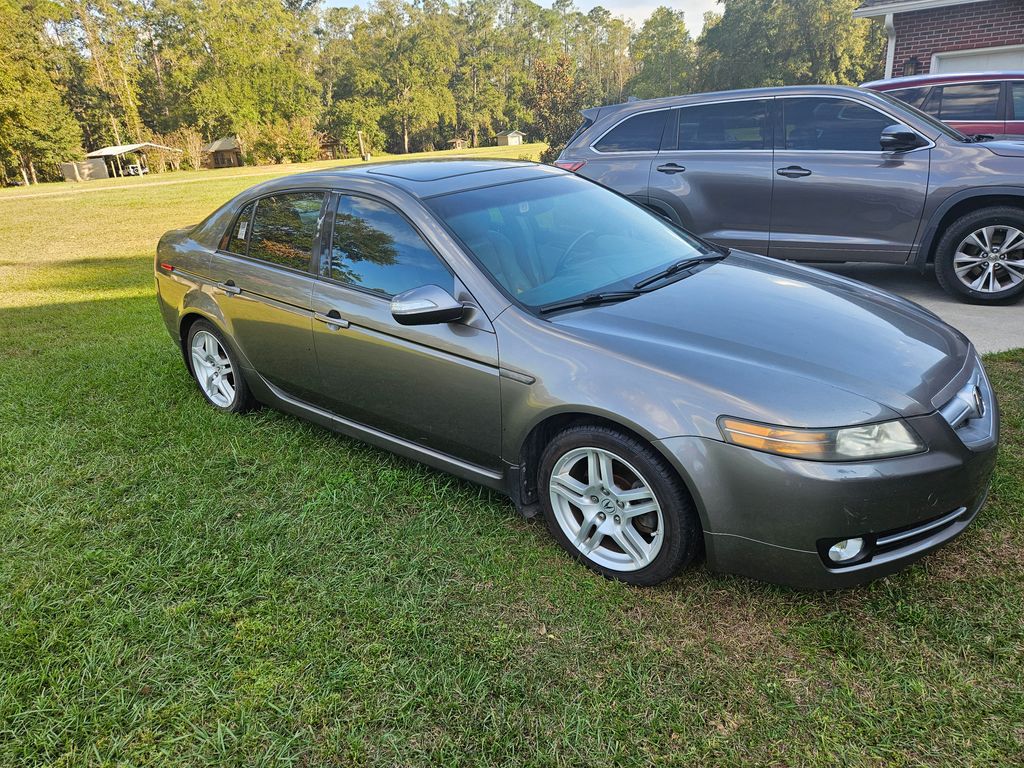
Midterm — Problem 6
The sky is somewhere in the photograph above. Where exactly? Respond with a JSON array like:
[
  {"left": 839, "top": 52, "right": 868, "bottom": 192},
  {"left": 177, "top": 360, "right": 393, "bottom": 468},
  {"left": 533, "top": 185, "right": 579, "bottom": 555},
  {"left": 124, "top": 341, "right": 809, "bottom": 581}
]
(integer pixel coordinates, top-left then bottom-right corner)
[{"left": 326, "top": 0, "right": 721, "bottom": 32}]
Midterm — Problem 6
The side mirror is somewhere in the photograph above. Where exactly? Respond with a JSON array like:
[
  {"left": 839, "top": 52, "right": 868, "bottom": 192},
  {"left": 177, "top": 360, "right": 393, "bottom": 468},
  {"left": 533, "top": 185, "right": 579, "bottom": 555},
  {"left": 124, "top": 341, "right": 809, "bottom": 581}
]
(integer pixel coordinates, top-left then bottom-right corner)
[
  {"left": 390, "top": 284, "right": 465, "bottom": 326},
  {"left": 880, "top": 124, "right": 925, "bottom": 152}
]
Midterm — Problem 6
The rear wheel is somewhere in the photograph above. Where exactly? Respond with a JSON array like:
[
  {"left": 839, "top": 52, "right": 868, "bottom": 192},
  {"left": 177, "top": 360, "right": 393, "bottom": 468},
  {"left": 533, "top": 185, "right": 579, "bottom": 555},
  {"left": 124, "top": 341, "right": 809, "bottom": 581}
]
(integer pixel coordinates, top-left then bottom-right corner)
[
  {"left": 186, "top": 320, "right": 255, "bottom": 413},
  {"left": 538, "top": 426, "right": 700, "bottom": 586},
  {"left": 935, "top": 207, "right": 1024, "bottom": 303}
]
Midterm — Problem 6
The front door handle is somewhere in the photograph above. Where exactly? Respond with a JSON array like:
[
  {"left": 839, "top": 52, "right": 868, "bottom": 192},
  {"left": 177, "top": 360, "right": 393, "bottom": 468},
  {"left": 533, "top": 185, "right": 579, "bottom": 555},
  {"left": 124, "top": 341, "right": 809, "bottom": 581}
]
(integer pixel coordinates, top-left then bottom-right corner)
[
  {"left": 656, "top": 163, "right": 686, "bottom": 174},
  {"left": 314, "top": 311, "right": 350, "bottom": 329},
  {"left": 217, "top": 280, "right": 241, "bottom": 296},
  {"left": 776, "top": 166, "right": 812, "bottom": 178}
]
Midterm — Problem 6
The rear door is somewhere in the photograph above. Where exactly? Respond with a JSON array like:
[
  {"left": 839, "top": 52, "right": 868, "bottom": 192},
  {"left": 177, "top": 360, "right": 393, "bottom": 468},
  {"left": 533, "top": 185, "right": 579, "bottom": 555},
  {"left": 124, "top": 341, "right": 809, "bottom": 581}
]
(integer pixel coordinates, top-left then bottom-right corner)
[
  {"left": 921, "top": 81, "right": 1004, "bottom": 139},
  {"left": 1006, "top": 80, "right": 1024, "bottom": 138},
  {"left": 576, "top": 108, "right": 669, "bottom": 205},
  {"left": 769, "top": 95, "right": 930, "bottom": 263},
  {"left": 647, "top": 98, "right": 774, "bottom": 254},
  {"left": 207, "top": 190, "right": 325, "bottom": 400}
]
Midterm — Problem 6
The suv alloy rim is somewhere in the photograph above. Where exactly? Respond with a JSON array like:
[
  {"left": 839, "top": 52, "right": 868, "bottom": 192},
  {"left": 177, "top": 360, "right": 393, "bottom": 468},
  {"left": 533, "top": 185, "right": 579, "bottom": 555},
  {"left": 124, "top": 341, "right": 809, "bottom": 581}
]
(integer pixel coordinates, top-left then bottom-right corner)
[
  {"left": 954, "top": 225, "right": 1024, "bottom": 293},
  {"left": 549, "top": 446, "right": 664, "bottom": 572},
  {"left": 190, "top": 330, "right": 236, "bottom": 407}
]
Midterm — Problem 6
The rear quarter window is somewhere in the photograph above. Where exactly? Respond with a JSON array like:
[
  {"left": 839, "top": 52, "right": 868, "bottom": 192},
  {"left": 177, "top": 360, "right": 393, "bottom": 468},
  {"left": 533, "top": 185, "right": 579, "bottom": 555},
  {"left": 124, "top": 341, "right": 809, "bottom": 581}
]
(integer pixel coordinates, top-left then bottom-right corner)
[{"left": 593, "top": 110, "right": 667, "bottom": 152}]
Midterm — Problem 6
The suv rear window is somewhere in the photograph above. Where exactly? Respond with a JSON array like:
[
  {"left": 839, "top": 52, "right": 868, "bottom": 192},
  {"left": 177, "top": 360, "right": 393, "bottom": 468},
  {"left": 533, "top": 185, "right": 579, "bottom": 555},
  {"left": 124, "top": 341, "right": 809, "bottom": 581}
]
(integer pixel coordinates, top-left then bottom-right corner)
[
  {"left": 931, "top": 82, "right": 1001, "bottom": 121},
  {"left": 882, "top": 86, "right": 930, "bottom": 109},
  {"left": 593, "top": 110, "right": 667, "bottom": 152},
  {"left": 675, "top": 100, "right": 768, "bottom": 150}
]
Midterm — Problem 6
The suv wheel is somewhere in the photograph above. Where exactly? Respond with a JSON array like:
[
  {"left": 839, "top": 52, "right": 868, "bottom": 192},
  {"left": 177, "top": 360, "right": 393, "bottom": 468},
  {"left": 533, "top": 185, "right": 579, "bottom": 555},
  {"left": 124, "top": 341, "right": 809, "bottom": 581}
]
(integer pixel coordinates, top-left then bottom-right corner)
[
  {"left": 538, "top": 426, "right": 700, "bottom": 586},
  {"left": 935, "top": 207, "right": 1024, "bottom": 303}
]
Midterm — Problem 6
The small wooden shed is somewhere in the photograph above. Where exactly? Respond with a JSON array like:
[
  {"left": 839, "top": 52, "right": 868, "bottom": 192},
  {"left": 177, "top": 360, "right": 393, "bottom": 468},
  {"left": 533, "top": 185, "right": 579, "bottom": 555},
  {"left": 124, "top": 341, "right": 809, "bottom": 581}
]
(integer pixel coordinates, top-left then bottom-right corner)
[
  {"left": 495, "top": 130, "right": 526, "bottom": 147},
  {"left": 202, "top": 137, "right": 244, "bottom": 168}
]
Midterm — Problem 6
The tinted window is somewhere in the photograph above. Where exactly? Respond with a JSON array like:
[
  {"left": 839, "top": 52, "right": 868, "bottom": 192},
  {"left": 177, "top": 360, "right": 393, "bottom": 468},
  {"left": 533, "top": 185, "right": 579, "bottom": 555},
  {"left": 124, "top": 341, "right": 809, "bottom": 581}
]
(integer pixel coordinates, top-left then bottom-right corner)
[
  {"left": 248, "top": 192, "right": 324, "bottom": 271},
  {"left": 1012, "top": 81, "right": 1024, "bottom": 120},
  {"left": 677, "top": 100, "right": 768, "bottom": 150},
  {"left": 935, "top": 83, "right": 1001, "bottom": 121},
  {"left": 784, "top": 98, "right": 894, "bottom": 151},
  {"left": 884, "top": 87, "right": 930, "bottom": 109},
  {"left": 226, "top": 201, "right": 254, "bottom": 255},
  {"left": 327, "top": 195, "right": 452, "bottom": 296},
  {"left": 594, "top": 110, "right": 667, "bottom": 152}
]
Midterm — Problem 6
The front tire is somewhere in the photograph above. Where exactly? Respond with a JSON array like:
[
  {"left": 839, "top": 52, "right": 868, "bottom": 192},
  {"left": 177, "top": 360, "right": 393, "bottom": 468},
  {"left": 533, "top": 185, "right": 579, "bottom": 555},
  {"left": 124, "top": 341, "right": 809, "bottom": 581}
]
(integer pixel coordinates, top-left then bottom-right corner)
[
  {"left": 538, "top": 426, "right": 700, "bottom": 586},
  {"left": 934, "top": 207, "right": 1024, "bottom": 303},
  {"left": 186, "top": 320, "right": 255, "bottom": 413}
]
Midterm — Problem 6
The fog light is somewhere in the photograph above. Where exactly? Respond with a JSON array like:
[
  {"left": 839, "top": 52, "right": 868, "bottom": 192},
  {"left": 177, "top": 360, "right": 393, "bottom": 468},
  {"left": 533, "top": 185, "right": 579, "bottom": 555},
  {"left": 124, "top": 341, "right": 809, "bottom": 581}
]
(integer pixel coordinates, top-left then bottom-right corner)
[{"left": 828, "top": 537, "right": 865, "bottom": 564}]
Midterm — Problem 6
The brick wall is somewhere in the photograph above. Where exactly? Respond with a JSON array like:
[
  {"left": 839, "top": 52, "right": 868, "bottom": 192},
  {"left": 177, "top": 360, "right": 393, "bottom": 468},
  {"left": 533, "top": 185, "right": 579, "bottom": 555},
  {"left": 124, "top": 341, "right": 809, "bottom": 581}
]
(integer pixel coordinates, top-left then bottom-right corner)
[{"left": 892, "top": 0, "right": 1024, "bottom": 75}]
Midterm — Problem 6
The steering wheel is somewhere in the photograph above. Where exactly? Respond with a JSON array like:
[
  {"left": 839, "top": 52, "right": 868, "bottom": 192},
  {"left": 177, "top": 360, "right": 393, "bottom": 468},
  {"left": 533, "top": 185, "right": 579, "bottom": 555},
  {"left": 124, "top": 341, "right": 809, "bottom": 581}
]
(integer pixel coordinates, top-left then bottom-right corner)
[{"left": 554, "top": 229, "right": 597, "bottom": 275}]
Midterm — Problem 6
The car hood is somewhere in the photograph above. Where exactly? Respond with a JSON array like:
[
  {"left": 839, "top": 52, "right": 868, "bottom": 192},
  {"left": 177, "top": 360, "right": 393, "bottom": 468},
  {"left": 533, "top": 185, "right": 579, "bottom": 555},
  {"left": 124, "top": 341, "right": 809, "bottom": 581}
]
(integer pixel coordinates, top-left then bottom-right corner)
[
  {"left": 984, "top": 140, "right": 1024, "bottom": 158},
  {"left": 552, "top": 252, "right": 970, "bottom": 425}
]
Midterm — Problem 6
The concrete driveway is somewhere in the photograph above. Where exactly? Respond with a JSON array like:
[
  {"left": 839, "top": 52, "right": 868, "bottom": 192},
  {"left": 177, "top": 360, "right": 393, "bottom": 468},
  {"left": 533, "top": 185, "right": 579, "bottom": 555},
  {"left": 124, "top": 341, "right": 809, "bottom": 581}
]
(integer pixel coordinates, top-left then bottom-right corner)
[{"left": 819, "top": 263, "right": 1024, "bottom": 354}]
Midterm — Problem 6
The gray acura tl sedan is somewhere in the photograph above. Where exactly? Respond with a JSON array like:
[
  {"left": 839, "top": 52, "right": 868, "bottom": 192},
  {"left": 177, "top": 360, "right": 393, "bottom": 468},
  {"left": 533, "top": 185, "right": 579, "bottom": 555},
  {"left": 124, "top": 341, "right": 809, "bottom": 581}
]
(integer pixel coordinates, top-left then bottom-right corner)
[{"left": 155, "top": 160, "right": 999, "bottom": 589}]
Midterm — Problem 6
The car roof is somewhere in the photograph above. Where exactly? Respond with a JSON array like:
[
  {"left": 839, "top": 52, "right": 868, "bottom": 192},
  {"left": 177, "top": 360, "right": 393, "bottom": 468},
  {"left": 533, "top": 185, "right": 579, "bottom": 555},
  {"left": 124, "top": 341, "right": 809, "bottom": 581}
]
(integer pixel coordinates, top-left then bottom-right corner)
[
  {"left": 863, "top": 72, "right": 1024, "bottom": 89},
  {"left": 264, "top": 158, "right": 565, "bottom": 199}
]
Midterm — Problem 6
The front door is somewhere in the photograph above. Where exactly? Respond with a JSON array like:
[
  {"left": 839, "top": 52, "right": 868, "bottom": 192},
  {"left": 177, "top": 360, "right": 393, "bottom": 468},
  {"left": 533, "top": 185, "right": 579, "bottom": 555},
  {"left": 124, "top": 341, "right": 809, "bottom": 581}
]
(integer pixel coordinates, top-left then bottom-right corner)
[
  {"left": 769, "top": 96, "right": 931, "bottom": 263},
  {"left": 206, "top": 191, "right": 326, "bottom": 399},
  {"left": 647, "top": 98, "right": 774, "bottom": 254},
  {"left": 310, "top": 192, "right": 501, "bottom": 468}
]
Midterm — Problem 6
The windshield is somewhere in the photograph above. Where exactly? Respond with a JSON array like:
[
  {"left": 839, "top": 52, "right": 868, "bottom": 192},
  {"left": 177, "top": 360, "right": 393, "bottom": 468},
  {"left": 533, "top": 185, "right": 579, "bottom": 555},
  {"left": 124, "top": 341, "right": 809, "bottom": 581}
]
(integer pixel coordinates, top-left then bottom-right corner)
[
  {"left": 425, "top": 174, "right": 713, "bottom": 309},
  {"left": 872, "top": 90, "right": 969, "bottom": 142}
]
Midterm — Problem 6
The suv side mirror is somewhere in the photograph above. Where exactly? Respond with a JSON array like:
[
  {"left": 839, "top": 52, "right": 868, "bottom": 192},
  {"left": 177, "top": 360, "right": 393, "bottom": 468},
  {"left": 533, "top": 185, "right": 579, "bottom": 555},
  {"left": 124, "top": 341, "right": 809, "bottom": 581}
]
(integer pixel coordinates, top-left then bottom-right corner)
[
  {"left": 880, "top": 124, "right": 926, "bottom": 152},
  {"left": 391, "top": 284, "right": 465, "bottom": 326}
]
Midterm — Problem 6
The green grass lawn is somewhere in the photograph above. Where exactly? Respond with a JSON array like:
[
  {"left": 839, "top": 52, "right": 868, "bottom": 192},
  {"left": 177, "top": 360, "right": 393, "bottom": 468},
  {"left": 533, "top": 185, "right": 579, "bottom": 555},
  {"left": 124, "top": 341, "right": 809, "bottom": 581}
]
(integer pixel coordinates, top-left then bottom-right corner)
[{"left": 1, "top": 144, "right": 1022, "bottom": 767}]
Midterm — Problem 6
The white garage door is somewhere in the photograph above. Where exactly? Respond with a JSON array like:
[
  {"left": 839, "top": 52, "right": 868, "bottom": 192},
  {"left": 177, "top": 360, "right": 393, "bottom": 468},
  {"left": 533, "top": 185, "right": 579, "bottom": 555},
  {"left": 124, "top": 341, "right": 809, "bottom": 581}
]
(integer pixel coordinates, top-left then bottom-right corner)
[{"left": 933, "top": 45, "right": 1024, "bottom": 73}]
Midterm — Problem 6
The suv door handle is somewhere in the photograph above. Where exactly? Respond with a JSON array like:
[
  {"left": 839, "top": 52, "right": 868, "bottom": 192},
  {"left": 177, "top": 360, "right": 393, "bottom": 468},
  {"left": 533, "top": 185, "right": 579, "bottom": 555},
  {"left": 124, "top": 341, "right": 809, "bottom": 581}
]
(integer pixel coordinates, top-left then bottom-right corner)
[
  {"left": 217, "top": 280, "right": 241, "bottom": 296},
  {"left": 777, "top": 166, "right": 812, "bottom": 178},
  {"left": 656, "top": 163, "right": 686, "bottom": 174},
  {"left": 314, "top": 310, "right": 350, "bottom": 329}
]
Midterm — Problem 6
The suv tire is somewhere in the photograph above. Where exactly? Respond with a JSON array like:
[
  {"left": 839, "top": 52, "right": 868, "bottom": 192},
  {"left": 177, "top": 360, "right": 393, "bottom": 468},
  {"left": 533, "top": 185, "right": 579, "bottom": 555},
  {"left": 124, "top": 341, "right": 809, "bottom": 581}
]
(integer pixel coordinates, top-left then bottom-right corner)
[{"left": 935, "top": 206, "right": 1024, "bottom": 303}]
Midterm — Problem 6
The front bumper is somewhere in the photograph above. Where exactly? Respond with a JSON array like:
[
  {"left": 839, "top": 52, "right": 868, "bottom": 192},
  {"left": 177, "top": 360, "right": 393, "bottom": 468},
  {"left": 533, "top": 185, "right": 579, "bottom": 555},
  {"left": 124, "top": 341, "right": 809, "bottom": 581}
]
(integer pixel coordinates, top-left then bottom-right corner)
[{"left": 655, "top": 375, "right": 999, "bottom": 589}]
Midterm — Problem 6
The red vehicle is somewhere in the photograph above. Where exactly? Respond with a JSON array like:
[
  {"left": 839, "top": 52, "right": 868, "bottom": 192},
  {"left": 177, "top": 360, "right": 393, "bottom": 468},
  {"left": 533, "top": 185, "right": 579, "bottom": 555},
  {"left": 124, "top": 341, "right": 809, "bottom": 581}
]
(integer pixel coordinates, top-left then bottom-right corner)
[{"left": 863, "top": 72, "right": 1024, "bottom": 140}]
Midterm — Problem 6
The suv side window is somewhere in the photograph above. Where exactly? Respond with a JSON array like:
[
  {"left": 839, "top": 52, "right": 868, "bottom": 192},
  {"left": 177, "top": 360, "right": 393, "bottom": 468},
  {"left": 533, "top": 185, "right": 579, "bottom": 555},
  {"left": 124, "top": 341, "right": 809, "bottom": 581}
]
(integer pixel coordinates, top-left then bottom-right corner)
[
  {"left": 1012, "top": 81, "right": 1024, "bottom": 120},
  {"left": 883, "top": 86, "right": 930, "bottom": 109},
  {"left": 783, "top": 97, "right": 895, "bottom": 151},
  {"left": 593, "top": 110, "right": 667, "bottom": 152},
  {"left": 676, "top": 100, "right": 769, "bottom": 150},
  {"left": 326, "top": 195, "right": 453, "bottom": 297},
  {"left": 225, "top": 201, "right": 255, "bottom": 255},
  {"left": 932, "top": 82, "right": 1001, "bottom": 121},
  {"left": 248, "top": 192, "right": 325, "bottom": 271}
]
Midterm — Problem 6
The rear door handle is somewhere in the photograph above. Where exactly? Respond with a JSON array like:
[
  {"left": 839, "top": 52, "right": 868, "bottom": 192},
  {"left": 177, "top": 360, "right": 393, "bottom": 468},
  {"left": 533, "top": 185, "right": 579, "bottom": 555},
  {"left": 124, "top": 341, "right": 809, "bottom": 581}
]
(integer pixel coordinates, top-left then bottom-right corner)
[
  {"left": 656, "top": 163, "right": 686, "bottom": 174},
  {"left": 217, "top": 280, "right": 241, "bottom": 296},
  {"left": 776, "top": 166, "right": 812, "bottom": 178},
  {"left": 314, "top": 311, "right": 350, "bottom": 329}
]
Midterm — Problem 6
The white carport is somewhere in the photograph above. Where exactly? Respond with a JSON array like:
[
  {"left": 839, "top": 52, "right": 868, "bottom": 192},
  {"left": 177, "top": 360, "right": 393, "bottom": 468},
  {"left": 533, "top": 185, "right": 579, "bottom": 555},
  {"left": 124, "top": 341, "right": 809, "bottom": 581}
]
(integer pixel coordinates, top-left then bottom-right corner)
[{"left": 86, "top": 142, "right": 182, "bottom": 177}]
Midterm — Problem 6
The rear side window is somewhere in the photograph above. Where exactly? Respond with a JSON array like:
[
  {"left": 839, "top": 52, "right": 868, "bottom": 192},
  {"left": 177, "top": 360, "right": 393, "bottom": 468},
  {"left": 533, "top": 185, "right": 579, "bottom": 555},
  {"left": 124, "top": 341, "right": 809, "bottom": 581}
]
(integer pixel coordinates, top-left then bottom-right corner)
[
  {"left": 676, "top": 100, "right": 768, "bottom": 150},
  {"left": 326, "top": 195, "right": 452, "bottom": 296},
  {"left": 594, "top": 110, "right": 667, "bottom": 152},
  {"left": 225, "top": 201, "right": 254, "bottom": 255},
  {"left": 933, "top": 83, "right": 1001, "bottom": 121},
  {"left": 883, "top": 86, "right": 930, "bottom": 109},
  {"left": 248, "top": 192, "right": 325, "bottom": 271},
  {"left": 783, "top": 97, "right": 894, "bottom": 151},
  {"left": 1012, "top": 81, "right": 1024, "bottom": 119}
]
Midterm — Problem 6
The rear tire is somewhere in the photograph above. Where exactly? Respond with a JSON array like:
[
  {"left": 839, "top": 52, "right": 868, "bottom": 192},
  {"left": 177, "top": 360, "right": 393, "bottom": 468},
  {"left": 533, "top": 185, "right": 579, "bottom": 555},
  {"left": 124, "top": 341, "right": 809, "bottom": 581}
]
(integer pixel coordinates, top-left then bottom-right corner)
[
  {"left": 186, "top": 320, "right": 255, "bottom": 413},
  {"left": 934, "top": 207, "right": 1024, "bottom": 303},
  {"left": 538, "top": 426, "right": 700, "bottom": 586}
]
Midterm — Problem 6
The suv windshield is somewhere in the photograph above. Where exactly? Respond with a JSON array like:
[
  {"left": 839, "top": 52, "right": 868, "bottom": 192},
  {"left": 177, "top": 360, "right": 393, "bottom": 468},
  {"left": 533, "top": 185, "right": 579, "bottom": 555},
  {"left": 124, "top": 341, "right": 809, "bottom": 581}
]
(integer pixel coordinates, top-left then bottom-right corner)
[
  {"left": 872, "top": 90, "right": 969, "bottom": 142},
  {"left": 425, "top": 174, "right": 714, "bottom": 309}
]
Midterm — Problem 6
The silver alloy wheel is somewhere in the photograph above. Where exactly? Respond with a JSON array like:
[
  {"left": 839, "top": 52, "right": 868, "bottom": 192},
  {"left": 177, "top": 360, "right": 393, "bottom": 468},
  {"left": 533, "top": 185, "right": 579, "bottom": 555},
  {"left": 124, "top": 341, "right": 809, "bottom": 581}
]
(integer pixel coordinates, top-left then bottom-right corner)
[
  {"left": 953, "top": 225, "right": 1024, "bottom": 293},
  {"left": 548, "top": 446, "right": 664, "bottom": 572},
  {"left": 190, "top": 330, "right": 236, "bottom": 408}
]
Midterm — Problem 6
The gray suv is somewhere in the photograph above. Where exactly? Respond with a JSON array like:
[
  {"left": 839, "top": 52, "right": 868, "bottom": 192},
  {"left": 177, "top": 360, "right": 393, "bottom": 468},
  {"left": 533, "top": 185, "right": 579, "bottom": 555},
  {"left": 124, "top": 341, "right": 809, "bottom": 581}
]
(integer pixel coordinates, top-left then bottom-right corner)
[{"left": 556, "top": 85, "right": 1024, "bottom": 303}]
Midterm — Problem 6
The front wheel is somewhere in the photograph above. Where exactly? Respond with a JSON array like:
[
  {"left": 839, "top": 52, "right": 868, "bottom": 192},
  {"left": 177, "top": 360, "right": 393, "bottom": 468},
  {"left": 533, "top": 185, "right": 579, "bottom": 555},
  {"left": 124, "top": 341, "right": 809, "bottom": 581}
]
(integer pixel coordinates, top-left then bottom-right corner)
[
  {"left": 538, "top": 426, "right": 700, "bottom": 586},
  {"left": 934, "top": 207, "right": 1024, "bottom": 303}
]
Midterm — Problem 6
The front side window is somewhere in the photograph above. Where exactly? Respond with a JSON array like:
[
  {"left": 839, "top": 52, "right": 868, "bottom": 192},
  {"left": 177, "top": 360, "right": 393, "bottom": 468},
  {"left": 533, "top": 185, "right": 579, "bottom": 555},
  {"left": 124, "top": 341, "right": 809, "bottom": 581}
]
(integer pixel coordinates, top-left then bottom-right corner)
[
  {"left": 225, "top": 201, "right": 254, "bottom": 255},
  {"left": 934, "top": 82, "right": 1001, "bottom": 121},
  {"left": 425, "top": 174, "right": 712, "bottom": 309},
  {"left": 248, "top": 192, "right": 325, "bottom": 271},
  {"left": 676, "top": 100, "right": 768, "bottom": 150},
  {"left": 783, "top": 97, "right": 895, "bottom": 151},
  {"left": 326, "top": 195, "right": 452, "bottom": 296},
  {"left": 593, "top": 110, "right": 667, "bottom": 152}
]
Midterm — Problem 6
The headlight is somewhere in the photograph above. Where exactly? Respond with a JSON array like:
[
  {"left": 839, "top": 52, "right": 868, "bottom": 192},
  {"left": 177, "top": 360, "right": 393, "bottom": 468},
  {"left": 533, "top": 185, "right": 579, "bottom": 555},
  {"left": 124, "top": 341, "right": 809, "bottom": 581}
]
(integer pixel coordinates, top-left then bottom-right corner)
[{"left": 718, "top": 417, "right": 924, "bottom": 461}]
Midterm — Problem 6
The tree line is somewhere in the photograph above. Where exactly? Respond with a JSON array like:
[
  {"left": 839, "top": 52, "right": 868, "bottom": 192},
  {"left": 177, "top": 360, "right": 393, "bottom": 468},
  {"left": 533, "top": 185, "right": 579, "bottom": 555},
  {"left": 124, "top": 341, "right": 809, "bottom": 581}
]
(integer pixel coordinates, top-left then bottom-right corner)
[{"left": 1, "top": 0, "right": 885, "bottom": 184}]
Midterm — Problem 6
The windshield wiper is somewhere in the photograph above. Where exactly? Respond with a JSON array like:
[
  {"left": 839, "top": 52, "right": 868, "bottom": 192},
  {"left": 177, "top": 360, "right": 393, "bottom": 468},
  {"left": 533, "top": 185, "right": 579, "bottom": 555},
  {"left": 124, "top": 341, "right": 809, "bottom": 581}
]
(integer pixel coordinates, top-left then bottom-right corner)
[
  {"left": 538, "top": 290, "right": 645, "bottom": 315},
  {"left": 632, "top": 253, "right": 727, "bottom": 290}
]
